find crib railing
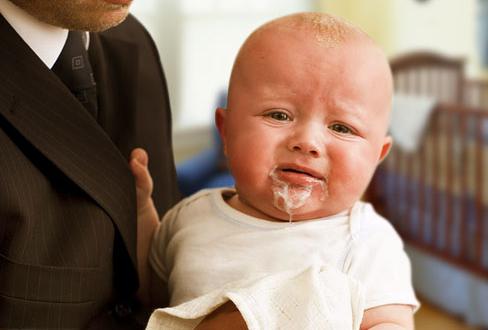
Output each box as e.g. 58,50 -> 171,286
465,79 -> 488,109
390,51 -> 465,104
368,103 -> 488,278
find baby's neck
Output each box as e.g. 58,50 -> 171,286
225,192 -> 349,222
227,194 -> 279,221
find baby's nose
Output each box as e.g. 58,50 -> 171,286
289,142 -> 320,157
287,132 -> 322,158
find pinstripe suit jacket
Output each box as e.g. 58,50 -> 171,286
0,14 -> 179,329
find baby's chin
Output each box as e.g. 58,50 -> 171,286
266,186 -> 331,222
233,186 -> 346,221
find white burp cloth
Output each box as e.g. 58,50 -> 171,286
146,263 -> 365,330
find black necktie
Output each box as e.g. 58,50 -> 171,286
52,31 -> 98,118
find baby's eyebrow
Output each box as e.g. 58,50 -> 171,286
330,99 -> 365,119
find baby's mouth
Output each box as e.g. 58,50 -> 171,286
277,166 -> 324,185
269,165 -> 327,220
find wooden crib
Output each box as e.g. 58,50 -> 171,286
366,51 -> 488,325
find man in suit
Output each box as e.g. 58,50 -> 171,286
0,0 -> 180,328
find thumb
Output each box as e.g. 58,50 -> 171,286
129,148 -> 153,195
131,148 -> 148,167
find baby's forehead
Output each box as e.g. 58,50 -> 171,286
235,30 -> 379,87
251,13 -> 367,49
228,13 -> 392,114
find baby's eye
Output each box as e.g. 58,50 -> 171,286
329,123 -> 353,134
266,111 -> 291,121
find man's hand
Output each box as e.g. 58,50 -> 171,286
195,301 -> 247,330
129,148 -> 160,305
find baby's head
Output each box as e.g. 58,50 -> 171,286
216,12 -> 393,221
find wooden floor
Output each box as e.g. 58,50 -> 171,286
415,301 -> 481,330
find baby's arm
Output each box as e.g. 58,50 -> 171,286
195,302 -> 247,330
129,148 -> 161,305
360,304 -> 414,330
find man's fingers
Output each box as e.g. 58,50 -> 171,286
130,147 -> 149,167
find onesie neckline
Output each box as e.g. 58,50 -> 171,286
210,188 -> 353,229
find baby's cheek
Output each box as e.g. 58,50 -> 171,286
229,159 -> 259,189
331,158 -> 370,197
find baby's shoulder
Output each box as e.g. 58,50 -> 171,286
345,202 -> 409,276
179,188 -> 216,206
164,187 -> 232,222
352,201 -> 403,248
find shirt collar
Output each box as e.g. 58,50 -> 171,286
0,0 -> 89,69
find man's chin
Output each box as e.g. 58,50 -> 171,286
84,13 -> 129,32
9,0 -> 131,32
61,10 -> 130,32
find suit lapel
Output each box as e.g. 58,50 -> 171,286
88,29 -> 139,148
0,15 -> 137,267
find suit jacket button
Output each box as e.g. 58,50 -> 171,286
114,302 -> 133,318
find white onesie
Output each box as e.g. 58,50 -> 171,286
148,188 -> 419,329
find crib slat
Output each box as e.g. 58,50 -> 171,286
446,112 -> 455,256
400,149 -> 409,236
418,131 -> 427,243
406,153 -> 414,237
458,111 -> 468,262
474,111 -> 485,269
432,111 -> 440,248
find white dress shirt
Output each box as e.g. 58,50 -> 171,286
0,0 -> 70,69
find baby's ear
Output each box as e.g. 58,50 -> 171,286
215,107 -> 228,155
378,135 -> 393,163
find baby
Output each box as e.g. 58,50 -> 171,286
131,12 -> 418,330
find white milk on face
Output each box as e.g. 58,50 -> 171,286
269,166 -> 327,223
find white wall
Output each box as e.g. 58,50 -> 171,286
390,0 -> 477,75
318,0 -> 480,77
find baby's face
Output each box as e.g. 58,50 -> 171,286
217,29 -> 392,221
